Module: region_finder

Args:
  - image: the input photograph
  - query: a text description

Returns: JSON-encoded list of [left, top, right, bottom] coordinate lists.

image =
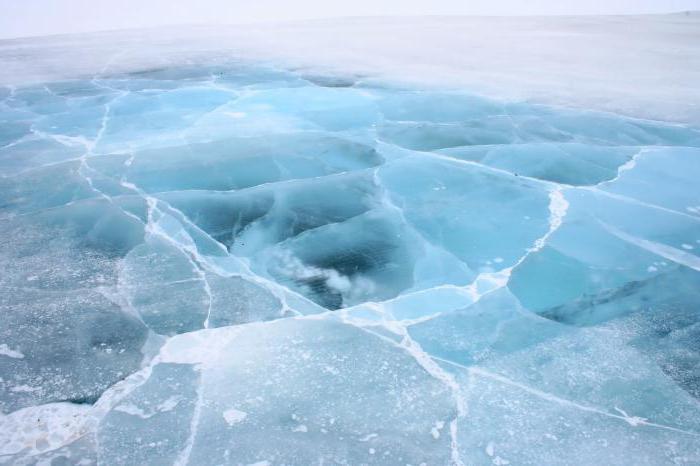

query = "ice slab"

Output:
[[96, 318, 456, 465]]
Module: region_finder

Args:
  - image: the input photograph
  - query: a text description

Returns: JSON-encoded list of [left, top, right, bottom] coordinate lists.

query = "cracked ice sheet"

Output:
[[456, 368, 700, 466], [95, 317, 456, 465], [1, 55, 700, 466]]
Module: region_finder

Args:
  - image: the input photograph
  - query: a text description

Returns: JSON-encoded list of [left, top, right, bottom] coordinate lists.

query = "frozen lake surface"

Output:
[[1, 14, 700, 465]]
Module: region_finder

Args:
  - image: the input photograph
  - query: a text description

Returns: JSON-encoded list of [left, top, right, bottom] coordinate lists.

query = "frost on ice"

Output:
[[1, 58, 700, 465]]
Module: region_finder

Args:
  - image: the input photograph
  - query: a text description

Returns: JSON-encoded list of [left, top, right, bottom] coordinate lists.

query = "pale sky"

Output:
[[2, 0, 700, 39]]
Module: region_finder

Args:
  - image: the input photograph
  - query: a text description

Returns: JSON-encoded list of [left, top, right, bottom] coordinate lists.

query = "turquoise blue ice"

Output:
[[1, 62, 700, 465]]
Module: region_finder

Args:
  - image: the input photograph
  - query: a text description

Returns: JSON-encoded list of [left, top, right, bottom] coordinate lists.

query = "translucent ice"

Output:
[[1, 60, 699, 465]]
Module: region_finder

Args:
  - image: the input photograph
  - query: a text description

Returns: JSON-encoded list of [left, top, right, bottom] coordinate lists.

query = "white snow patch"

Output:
[[0, 344, 24, 359], [223, 408, 248, 426], [0, 402, 92, 456], [486, 441, 495, 457], [10, 385, 39, 393]]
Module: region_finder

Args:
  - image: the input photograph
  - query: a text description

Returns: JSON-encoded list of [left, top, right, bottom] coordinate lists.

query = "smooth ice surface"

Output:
[[1, 35, 700, 465]]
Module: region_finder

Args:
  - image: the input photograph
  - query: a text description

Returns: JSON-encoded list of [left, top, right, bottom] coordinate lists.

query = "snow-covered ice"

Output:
[[1, 13, 700, 465]]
